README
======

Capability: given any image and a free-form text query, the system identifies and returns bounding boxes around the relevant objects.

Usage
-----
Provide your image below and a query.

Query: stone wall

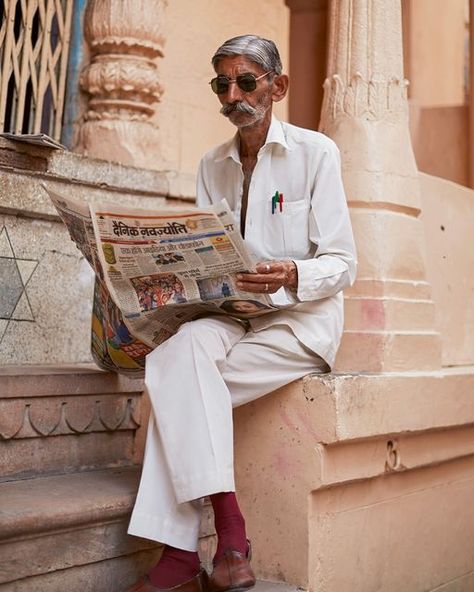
[0,138,188,366]
[420,172,474,366]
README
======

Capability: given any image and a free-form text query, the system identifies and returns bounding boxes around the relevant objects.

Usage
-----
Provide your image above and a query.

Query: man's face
[214,55,274,128]
[232,300,262,313]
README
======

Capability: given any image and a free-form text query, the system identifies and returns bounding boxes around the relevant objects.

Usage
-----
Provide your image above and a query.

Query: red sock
[148,546,200,588]
[210,492,247,563]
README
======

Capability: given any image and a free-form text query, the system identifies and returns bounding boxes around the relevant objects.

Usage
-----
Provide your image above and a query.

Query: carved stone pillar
[77,0,165,169]
[320,0,441,371]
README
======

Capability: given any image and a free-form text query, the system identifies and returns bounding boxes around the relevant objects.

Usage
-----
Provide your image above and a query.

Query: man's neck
[238,110,272,159]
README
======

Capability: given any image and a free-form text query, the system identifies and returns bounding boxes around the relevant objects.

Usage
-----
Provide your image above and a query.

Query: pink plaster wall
[409,103,469,187]
[155,0,290,177]
[420,172,474,366]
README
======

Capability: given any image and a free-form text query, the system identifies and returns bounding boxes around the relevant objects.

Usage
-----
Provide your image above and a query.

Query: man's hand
[235,260,298,294]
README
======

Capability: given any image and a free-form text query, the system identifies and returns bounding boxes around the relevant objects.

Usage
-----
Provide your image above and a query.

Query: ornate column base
[78,120,163,170]
[323,115,443,372]
[337,277,442,372]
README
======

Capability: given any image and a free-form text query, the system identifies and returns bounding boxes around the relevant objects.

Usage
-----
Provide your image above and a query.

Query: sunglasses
[209,71,272,95]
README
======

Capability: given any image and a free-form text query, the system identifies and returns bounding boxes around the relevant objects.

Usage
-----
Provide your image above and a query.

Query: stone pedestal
[320,0,442,371]
[76,0,166,169]
[234,368,474,591]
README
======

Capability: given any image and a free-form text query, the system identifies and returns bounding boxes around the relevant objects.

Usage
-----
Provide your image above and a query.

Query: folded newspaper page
[46,187,291,374]
[1,132,65,149]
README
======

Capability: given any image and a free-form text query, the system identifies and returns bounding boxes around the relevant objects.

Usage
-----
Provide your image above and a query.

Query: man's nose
[225,80,244,102]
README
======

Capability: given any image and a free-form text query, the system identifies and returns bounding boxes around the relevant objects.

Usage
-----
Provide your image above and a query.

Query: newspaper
[1,132,65,149]
[45,187,288,375]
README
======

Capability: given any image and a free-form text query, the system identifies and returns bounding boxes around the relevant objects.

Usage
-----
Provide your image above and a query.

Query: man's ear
[271,74,289,103]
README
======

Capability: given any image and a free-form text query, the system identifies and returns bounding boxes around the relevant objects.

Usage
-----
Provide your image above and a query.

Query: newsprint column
[77,0,165,169]
[320,0,441,371]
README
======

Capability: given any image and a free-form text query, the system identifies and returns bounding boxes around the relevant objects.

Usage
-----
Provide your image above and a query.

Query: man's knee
[146,316,243,368]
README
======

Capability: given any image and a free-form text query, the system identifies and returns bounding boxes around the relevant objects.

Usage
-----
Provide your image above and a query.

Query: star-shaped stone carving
[0,226,38,340]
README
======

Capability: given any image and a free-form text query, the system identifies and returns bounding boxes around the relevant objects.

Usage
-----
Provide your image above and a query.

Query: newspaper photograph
[45,187,289,374]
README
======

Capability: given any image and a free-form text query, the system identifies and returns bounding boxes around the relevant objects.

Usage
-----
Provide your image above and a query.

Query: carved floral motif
[320,72,410,127]
[80,0,165,123]
[0,397,141,441]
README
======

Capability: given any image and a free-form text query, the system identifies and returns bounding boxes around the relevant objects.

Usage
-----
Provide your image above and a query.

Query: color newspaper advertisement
[45,187,291,375]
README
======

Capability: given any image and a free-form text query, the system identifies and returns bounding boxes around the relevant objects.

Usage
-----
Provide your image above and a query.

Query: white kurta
[197,115,357,367]
[128,116,356,551]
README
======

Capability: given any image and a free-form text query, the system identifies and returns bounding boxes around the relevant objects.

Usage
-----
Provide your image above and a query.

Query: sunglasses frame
[209,71,273,95]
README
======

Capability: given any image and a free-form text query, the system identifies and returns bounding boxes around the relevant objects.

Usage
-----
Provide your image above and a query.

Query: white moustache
[220,101,257,116]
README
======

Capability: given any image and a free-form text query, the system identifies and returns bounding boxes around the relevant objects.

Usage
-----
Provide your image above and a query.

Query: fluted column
[321,0,441,371]
[76,0,165,169]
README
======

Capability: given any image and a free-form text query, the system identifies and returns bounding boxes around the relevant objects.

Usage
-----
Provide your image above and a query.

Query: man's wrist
[286,260,298,290]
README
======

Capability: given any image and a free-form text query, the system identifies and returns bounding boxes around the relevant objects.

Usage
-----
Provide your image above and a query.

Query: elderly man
[126,35,356,592]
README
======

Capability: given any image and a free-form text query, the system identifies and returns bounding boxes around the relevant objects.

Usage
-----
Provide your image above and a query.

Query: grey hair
[212,35,282,75]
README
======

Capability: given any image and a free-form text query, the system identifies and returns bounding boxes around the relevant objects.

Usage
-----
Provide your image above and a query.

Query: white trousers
[128,316,328,551]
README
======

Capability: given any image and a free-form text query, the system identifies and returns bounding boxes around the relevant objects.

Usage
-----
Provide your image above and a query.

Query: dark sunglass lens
[211,77,229,94]
[237,75,257,92]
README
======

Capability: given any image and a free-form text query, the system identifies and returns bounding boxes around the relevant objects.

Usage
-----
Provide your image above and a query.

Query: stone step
[0,366,146,480]
[0,467,215,592]
[254,582,300,592]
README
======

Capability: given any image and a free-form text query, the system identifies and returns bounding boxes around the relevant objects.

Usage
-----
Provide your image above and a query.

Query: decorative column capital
[321,0,410,130]
[321,72,410,126]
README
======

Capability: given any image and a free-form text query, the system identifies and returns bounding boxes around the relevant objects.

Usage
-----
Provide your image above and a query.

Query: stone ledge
[235,365,474,507]
[4,365,473,441]
[0,138,196,200]
[0,365,143,398]
[301,365,474,443]
[0,467,141,540]
[0,140,196,222]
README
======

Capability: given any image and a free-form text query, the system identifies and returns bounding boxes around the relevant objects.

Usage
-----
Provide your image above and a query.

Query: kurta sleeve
[294,141,357,302]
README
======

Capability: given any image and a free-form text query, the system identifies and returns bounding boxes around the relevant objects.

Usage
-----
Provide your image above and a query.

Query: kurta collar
[214,114,291,163]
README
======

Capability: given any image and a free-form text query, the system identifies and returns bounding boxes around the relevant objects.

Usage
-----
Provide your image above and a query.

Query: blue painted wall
[61,0,88,148]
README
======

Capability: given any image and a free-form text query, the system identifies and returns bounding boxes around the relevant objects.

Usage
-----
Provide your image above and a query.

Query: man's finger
[255,261,284,274]
[235,281,279,293]
[237,272,282,284]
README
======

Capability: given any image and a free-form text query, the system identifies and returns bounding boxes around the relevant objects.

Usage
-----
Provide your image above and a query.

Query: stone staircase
[0,365,214,592]
[2,361,474,592]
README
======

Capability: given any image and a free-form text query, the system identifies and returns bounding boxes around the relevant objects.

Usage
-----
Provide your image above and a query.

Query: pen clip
[271,190,279,215]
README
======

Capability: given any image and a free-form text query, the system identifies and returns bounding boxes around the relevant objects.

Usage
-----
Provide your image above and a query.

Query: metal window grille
[0,0,73,141]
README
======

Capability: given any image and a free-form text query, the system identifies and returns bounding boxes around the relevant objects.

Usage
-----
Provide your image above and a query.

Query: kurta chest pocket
[263,197,310,258]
